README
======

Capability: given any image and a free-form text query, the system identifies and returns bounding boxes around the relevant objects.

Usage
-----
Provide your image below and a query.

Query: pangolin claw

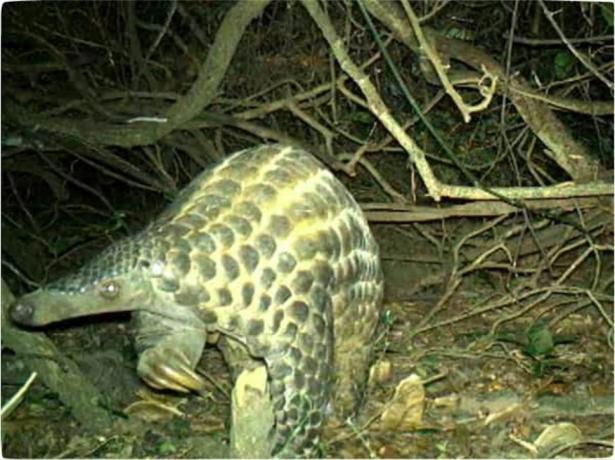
[138,347,206,393]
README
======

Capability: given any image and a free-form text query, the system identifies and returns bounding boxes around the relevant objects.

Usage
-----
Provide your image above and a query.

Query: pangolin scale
[11,143,384,456]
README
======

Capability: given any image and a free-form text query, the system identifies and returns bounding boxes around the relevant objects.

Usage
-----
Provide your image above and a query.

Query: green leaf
[524,324,554,357]
[554,52,575,79]
[599,3,614,28]
[158,441,177,455]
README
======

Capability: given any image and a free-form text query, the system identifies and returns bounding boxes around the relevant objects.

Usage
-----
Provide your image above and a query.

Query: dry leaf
[534,422,583,456]
[230,366,274,458]
[380,373,425,431]
[369,359,393,385]
[124,399,184,422]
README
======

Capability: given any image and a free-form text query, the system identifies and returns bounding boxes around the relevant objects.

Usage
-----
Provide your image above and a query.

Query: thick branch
[7,0,272,149]
[362,0,601,183]
[362,196,607,223]
[158,0,272,135]
[302,0,611,202]
[1,280,114,431]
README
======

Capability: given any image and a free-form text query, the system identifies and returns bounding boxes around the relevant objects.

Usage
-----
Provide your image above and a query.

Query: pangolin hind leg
[261,287,334,457]
[330,304,379,418]
[328,215,384,419]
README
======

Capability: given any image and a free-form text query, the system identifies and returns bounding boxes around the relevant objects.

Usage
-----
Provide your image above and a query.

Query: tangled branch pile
[1,3,612,456]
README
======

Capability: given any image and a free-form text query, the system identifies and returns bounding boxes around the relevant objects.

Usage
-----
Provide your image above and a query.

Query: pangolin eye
[98,280,120,299]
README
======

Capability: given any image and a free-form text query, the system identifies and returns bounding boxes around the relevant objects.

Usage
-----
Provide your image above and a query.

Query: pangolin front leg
[133,310,207,393]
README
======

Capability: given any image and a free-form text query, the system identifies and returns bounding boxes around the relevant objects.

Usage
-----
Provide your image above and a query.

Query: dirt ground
[2,250,612,458]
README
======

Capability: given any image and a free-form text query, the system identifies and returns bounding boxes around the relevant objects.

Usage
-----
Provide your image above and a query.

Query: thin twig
[538,0,613,90]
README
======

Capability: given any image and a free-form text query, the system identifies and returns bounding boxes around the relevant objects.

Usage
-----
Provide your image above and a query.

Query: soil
[2,247,612,458]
